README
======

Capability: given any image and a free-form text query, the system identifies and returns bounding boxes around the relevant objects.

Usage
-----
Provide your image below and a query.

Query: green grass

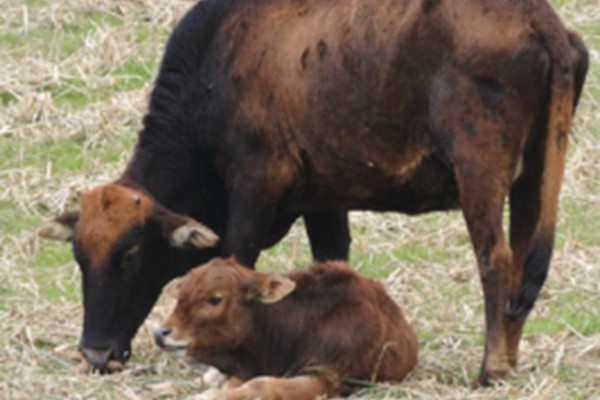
[0,11,123,58]
[557,197,600,247]
[0,201,43,235]
[0,91,17,105]
[0,287,18,312]
[42,60,157,109]
[0,7,164,109]
[8,137,85,171]
[525,291,600,337]
[1,133,135,173]
[32,245,81,303]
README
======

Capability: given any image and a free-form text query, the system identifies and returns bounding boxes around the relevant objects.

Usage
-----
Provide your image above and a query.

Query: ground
[0,0,598,399]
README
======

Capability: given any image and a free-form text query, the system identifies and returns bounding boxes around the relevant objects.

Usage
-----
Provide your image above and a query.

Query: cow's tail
[508,1,588,320]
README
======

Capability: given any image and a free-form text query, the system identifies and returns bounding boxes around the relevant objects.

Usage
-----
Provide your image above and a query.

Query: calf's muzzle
[153,326,172,347]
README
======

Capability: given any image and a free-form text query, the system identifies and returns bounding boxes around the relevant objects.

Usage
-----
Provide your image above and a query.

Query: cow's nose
[153,326,171,346]
[81,346,112,368]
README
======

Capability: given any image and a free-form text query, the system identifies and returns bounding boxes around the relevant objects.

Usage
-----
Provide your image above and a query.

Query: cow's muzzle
[80,343,131,373]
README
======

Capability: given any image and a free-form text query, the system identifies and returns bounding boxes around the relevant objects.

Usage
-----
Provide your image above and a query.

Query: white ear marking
[170,222,219,249]
[38,220,74,241]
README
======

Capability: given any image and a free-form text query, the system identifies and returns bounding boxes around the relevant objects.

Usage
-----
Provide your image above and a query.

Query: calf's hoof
[201,366,227,388]
[189,389,225,400]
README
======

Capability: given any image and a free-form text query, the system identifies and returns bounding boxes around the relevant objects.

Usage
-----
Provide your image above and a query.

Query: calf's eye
[207,296,223,306]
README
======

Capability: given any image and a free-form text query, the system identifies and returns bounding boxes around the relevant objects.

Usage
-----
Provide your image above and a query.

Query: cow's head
[38,183,219,372]
[154,257,295,360]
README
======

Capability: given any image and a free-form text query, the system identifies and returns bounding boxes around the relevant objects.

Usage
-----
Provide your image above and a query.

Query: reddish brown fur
[77,185,154,266]
[157,258,418,398]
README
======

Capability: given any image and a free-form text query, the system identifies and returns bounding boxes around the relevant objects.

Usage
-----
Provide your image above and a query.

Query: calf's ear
[151,207,219,249]
[38,211,80,241]
[251,275,296,304]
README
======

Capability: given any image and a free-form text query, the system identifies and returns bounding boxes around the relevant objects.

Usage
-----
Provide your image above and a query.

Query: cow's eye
[122,246,140,269]
[207,295,223,306]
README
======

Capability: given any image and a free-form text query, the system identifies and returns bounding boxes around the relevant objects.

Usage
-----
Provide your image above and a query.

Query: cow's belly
[287,151,460,215]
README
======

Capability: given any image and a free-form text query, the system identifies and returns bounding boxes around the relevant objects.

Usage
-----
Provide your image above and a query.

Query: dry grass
[1,0,599,399]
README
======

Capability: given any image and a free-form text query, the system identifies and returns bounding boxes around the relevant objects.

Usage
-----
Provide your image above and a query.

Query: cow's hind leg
[428,28,562,380]
[196,375,332,400]
[429,66,536,386]
[455,163,512,386]
[304,211,351,262]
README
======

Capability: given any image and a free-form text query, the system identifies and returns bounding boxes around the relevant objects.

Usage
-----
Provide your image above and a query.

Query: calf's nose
[153,326,172,346]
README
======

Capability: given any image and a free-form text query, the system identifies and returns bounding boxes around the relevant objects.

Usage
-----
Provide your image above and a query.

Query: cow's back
[203,0,436,185]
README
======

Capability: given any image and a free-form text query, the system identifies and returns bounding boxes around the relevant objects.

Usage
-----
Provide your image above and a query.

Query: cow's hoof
[472,369,508,389]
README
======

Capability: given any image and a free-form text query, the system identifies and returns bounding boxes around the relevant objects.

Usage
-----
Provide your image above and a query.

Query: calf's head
[38,183,219,372]
[154,257,295,359]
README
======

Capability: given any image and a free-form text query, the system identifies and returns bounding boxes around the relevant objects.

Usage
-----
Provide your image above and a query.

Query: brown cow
[154,257,418,400]
[39,0,588,384]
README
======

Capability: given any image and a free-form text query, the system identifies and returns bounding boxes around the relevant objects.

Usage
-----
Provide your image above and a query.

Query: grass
[1,0,599,399]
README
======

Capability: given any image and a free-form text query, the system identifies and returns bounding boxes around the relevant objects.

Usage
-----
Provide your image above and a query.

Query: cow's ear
[38,211,79,241]
[250,275,296,304]
[152,208,219,249]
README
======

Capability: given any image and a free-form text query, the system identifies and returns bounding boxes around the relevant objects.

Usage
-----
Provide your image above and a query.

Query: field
[0,0,598,399]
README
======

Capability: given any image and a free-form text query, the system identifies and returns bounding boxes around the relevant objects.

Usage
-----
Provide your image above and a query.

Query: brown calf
[155,258,417,399]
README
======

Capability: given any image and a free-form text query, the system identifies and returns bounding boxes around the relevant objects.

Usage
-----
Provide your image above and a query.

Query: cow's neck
[119,118,225,222]
[116,124,225,276]
[118,51,212,209]
[119,129,198,209]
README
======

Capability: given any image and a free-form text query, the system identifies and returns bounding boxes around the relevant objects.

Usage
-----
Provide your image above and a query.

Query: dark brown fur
[41,0,588,384]
[156,258,418,399]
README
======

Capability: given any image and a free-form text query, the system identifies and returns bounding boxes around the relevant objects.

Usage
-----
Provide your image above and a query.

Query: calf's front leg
[194,375,332,400]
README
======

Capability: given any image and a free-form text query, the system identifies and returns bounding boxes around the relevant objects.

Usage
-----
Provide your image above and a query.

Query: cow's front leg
[223,167,293,267]
[304,211,351,262]
[194,375,332,400]
[223,195,278,267]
